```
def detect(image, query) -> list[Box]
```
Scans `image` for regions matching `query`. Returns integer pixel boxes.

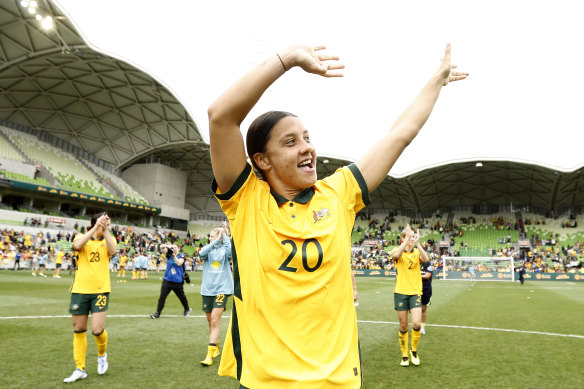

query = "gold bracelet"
[276,53,288,71]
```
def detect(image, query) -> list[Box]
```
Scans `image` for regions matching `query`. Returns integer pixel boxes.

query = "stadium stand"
[0,170,50,186]
[0,131,25,162]
[188,221,218,240]
[89,164,149,205]
[0,223,194,271]
[1,127,113,197]
[351,209,584,274]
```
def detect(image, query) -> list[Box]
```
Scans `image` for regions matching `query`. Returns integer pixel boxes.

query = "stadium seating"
[188,221,217,239]
[0,170,50,186]
[0,130,25,162]
[350,211,584,258]
[1,127,113,197]
[89,164,149,205]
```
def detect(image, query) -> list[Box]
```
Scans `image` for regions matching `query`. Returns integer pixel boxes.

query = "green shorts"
[394,293,422,311]
[202,294,230,313]
[56,264,62,269]
[69,293,110,315]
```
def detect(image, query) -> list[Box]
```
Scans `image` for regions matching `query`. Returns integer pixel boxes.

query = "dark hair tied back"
[246,111,297,176]
[90,212,106,229]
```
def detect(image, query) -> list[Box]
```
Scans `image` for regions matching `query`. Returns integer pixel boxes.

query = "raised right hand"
[279,45,344,77]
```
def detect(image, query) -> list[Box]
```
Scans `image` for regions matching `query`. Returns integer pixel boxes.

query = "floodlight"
[28,7,36,15]
[20,1,29,7]
[41,15,53,30]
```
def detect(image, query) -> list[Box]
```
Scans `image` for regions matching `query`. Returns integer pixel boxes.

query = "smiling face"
[253,116,317,198]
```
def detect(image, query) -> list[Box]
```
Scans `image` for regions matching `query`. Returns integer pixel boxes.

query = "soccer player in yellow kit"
[53,248,64,278]
[391,225,429,367]
[118,250,128,278]
[208,44,466,387]
[63,213,117,383]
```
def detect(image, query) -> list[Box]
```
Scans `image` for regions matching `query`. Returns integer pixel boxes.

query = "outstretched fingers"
[323,63,345,77]
[450,70,469,82]
[315,49,344,77]
[439,44,469,85]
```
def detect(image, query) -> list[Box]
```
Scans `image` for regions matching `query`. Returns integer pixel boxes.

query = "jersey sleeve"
[211,164,255,220]
[72,234,82,252]
[320,163,370,215]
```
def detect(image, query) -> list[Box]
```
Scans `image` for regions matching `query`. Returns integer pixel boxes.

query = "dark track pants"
[156,279,189,313]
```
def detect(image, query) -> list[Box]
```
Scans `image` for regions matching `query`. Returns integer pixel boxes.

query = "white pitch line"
[0,314,209,319]
[1,315,583,340]
[358,320,584,339]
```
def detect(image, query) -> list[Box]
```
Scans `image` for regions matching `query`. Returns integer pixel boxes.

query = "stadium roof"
[0,0,214,214]
[0,0,582,217]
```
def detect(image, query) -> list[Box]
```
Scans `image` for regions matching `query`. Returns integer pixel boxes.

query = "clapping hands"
[97,214,110,232]
[404,224,420,247]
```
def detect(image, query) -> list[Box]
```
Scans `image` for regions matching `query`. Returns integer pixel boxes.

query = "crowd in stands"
[3,211,583,276]
[0,223,217,273]
[351,212,584,274]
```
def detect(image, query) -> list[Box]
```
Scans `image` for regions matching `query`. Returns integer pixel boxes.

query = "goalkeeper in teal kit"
[199,222,233,366]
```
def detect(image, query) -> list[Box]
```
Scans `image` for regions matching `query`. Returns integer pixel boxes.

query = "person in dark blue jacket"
[150,244,191,318]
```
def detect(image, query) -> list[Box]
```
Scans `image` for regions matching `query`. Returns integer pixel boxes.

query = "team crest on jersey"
[212,260,221,269]
[312,207,330,223]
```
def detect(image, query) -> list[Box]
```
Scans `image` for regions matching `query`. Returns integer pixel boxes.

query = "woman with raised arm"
[208,44,467,388]
[390,225,429,367]
[64,212,117,383]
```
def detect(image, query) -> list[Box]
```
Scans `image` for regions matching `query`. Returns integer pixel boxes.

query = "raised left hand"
[438,44,469,86]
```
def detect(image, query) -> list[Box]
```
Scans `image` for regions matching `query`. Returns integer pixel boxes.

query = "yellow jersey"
[56,251,64,264]
[119,255,128,266]
[214,163,368,389]
[391,247,423,295]
[71,234,112,294]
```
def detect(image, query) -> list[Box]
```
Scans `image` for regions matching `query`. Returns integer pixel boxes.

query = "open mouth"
[297,159,314,172]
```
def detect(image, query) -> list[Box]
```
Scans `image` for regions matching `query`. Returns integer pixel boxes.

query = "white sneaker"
[97,353,108,375]
[40,273,47,278]
[32,273,37,277]
[53,275,61,278]
[421,326,426,335]
[63,369,87,383]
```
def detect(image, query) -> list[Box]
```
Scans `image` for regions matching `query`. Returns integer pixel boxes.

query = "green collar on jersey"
[270,186,315,206]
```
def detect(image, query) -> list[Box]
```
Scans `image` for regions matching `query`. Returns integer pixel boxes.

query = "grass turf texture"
[0,271,583,388]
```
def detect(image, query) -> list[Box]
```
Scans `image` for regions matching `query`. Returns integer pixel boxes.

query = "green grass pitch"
[0,271,583,388]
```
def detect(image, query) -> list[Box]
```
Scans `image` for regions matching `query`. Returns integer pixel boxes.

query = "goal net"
[441,256,515,282]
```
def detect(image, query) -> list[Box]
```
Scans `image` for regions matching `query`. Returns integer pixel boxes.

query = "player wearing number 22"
[64,212,117,383]
[208,42,467,387]
[391,225,429,367]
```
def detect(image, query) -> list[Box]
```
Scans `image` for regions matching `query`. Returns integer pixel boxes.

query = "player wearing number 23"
[64,212,116,383]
